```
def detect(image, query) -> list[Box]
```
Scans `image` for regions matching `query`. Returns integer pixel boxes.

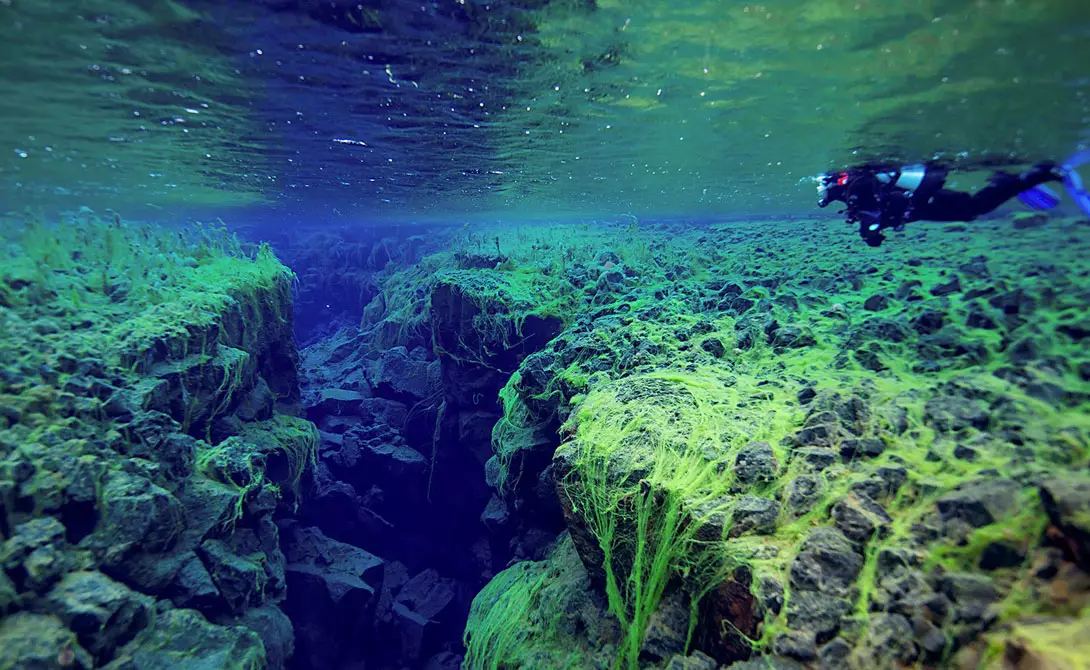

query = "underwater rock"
[1039,478,1090,570]
[663,650,718,670]
[464,534,620,669]
[0,612,94,670]
[789,527,863,598]
[772,631,817,663]
[102,607,265,669]
[911,308,945,335]
[930,276,962,296]
[785,475,825,516]
[695,568,760,664]
[370,345,439,402]
[730,495,780,537]
[239,604,294,670]
[639,589,690,662]
[43,571,154,664]
[831,492,892,545]
[374,567,459,666]
[862,293,890,311]
[282,523,384,668]
[923,395,989,432]
[935,478,1018,528]
[858,613,919,666]
[732,441,778,488]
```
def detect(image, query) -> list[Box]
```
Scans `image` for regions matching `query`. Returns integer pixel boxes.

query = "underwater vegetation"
[454,212,1090,669]
[0,209,315,669]
[2,206,1088,670]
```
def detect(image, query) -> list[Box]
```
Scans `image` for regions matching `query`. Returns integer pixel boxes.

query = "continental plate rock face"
[461,214,1090,669]
[0,216,317,669]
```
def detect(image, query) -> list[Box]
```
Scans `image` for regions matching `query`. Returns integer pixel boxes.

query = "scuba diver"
[816,151,1090,247]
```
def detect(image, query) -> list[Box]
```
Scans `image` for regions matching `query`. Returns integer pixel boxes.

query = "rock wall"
[464,213,1090,669]
[0,215,316,669]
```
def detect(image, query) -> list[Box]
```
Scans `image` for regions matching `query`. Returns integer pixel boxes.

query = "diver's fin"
[1018,184,1060,211]
[1058,150,1090,217]
[1062,149,1090,171]
[1062,168,1090,217]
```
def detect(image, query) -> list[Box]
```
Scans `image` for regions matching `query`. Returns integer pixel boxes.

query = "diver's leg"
[967,164,1064,216]
[917,164,1063,221]
[914,190,978,221]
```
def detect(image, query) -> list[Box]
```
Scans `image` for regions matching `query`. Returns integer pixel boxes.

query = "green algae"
[557,369,798,666]
[0,210,315,666]
[466,213,1090,668]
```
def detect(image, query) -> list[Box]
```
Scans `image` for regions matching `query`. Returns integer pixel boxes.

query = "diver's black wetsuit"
[819,163,1062,246]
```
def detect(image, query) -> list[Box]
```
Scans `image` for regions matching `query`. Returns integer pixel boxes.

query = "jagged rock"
[839,437,885,460]
[664,650,718,670]
[847,317,912,346]
[794,423,840,448]
[832,493,892,545]
[733,442,778,488]
[640,590,690,662]
[937,573,999,630]
[308,388,370,420]
[695,567,760,664]
[785,475,824,516]
[785,591,852,643]
[377,568,458,665]
[863,294,890,311]
[0,612,94,669]
[966,302,998,330]
[930,276,962,296]
[97,471,184,562]
[43,571,154,663]
[370,346,438,402]
[794,447,838,470]
[988,288,1035,316]
[923,396,989,432]
[197,538,267,614]
[772,631,817,662]
[771,324,816,350]
[1039,478,1090,570]
[240,604,294,670]
[818,637,852,668]
[1,517,89,593]
[700,337,726,358]
[121,414,195,481]
[895,280,924,301]
[168,553,221,611]
[480,494,509,529]
[730,496,779,537]
[936,479,1018,528]
[103,607,265,669]
[282,524,384,668]
[789,528,863,597]
[0,570,17,614]
[911,309,945,335]
[858,613,919,666]
[727,658,806,670]
[283,524,383,603]
[979,541,1025,570]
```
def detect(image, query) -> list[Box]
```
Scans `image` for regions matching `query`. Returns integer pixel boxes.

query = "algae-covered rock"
[43,571,154,663]
[1039,478,1090,569]
[463,534,620,669]
[0,612,94,670]
[102,607,265,670]
[0,215,315,667]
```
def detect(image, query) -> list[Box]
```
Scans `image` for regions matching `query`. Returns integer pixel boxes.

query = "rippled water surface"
[2,0,1088,220]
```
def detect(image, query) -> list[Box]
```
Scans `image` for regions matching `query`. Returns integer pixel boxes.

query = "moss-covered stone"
[0,212,318,668]
[465,213,1090,669]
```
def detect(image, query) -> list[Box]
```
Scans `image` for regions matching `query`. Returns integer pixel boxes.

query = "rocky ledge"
[0,214,317,669]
